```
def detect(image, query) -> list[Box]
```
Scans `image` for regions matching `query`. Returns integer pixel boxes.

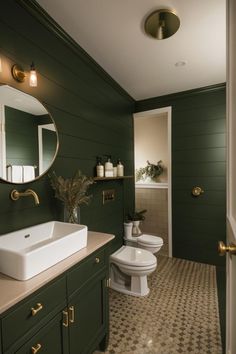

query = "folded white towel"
[23,165,35,182]
[7,165,23,183]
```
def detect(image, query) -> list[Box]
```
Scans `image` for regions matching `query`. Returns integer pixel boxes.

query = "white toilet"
[110,245,157,297]
[124,233,164,254]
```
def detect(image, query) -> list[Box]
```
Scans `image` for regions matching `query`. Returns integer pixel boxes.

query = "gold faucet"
[10,189,40,205]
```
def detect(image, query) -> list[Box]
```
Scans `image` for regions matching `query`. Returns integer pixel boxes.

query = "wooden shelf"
[93,175,134,181]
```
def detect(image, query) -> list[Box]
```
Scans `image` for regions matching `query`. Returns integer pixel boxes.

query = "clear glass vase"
[64,205,80,224]
[132,220,142,236]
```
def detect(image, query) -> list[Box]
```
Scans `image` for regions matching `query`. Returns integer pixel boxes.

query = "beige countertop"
[0,231,114,314]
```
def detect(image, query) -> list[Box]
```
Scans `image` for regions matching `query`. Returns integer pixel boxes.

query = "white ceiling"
[36,0,226,100]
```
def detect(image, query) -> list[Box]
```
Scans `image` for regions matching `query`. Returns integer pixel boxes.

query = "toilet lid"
[138,234,163,246]
[110,246,156,267]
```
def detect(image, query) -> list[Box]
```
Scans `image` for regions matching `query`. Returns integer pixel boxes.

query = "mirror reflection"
[0,85,58,183]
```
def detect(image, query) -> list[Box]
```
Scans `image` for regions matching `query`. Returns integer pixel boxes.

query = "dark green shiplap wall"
[136,84,226,266]
[5,106,39,170]
[0,0,135,251]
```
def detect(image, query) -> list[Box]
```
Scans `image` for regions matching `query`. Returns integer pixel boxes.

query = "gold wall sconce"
[11,62,38,87]
[11,64,26,83]
[145,9,180,40]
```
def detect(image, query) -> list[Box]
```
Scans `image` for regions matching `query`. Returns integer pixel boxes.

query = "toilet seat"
[110,246,156,268]
[110,245,157,296]
[137,234,163,246]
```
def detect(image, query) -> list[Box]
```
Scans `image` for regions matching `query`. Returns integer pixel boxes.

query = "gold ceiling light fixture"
[144,9,180,40]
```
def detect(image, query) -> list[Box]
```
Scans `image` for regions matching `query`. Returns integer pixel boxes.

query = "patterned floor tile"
[94,255,222,354]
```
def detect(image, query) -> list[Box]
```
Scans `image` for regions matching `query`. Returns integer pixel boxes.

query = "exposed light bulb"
[29,62,37,87]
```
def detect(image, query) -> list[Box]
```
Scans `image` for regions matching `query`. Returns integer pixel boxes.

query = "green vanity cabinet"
[15,312,68,354]
[67,247,109,354]
[0,242,111,354]
[2,277,67,353]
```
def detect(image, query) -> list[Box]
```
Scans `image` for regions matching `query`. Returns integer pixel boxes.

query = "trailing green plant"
[136,160,164,182]
[127,209,147,221]
[48,169,94,211]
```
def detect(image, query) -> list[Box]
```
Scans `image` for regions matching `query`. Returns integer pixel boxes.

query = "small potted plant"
[136,160,164,182]
[126,209,147,236]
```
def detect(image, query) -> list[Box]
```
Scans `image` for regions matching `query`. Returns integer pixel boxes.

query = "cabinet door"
[68,272,107,354]
[2,276,66,353]
[15,312,69,354]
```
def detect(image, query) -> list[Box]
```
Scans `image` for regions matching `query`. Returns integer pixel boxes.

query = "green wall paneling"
[0,0,135,243]
[5,106,39,169]
[173,176,226,191]
[136,84,226,266]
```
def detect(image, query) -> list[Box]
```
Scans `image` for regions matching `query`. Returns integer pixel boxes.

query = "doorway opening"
[133,106,172,257]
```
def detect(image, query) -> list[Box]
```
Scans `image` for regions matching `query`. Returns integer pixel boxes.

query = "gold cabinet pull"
[31,343,42,354]
[192,186,204,197]
[31,303,43,316]
[69,306,75,324]
[62,310,69,327]
[95,257,100,264]
[218,241,236,256]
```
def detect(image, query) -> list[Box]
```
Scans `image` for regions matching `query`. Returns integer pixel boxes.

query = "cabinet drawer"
[15,312,66,354]
[67,249,105,296]
[2,276,66,352]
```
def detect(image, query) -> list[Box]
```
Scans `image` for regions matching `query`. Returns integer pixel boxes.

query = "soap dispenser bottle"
[96,157,104,177]
[105,155,113,177]
[117,159,124,177]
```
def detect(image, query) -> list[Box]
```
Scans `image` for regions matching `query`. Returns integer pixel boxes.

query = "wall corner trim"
[135,82,226,112]
[15,0,135,104]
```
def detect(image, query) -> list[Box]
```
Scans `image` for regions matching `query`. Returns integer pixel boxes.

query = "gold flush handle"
[31,343,42,354]
[95,257,100,264]
[218,241,236,256]
[31,303,43,316]
[69,306,75,324]
[192,186,204,197]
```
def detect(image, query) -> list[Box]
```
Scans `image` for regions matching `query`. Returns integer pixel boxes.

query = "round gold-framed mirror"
[0,84,59,184]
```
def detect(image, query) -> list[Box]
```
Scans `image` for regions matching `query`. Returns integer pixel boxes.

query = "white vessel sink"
[0,221,88,281]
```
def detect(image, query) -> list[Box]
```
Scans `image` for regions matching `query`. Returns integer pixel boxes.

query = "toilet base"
[110,263,150,297]
[110,278,150,297]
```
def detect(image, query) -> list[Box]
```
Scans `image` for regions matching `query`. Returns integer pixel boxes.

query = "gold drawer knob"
[31,303,43,316]
[31,343,42,354]
[95,257,100,264]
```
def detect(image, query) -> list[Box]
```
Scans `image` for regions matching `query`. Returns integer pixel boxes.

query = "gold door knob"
[31,303,43,316]
[192,186,204,197]
[218,241,236,256]
[95,257,100,264]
